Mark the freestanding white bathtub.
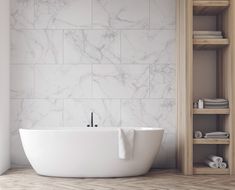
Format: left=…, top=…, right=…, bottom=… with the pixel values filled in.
left=20, top=127, right=164, bottom=178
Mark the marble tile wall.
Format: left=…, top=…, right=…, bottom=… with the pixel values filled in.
left=10, top=0, right=176, bottom=168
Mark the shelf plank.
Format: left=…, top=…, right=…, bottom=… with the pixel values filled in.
left=193, top=138, right=230, bottom=144
left=193, top=38, right=229, bottom=50
left=193, top=0, right=229, bottom=15
left=193, top=166, right=229, bottom=175
left=193, top=108, right=230, bottom=114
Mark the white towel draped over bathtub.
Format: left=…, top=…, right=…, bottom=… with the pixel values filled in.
left=118, top=128, right=135, bottom=160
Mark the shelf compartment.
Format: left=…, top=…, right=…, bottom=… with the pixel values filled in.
left=193, top=108, right=230, bottom=114
left=193, top=165, right=229, bottom=174
left=193, top=0, right=229, bottom=15
left=193, top=138, right=230, bottom=144
left=193, top=38, right=229, bottom=50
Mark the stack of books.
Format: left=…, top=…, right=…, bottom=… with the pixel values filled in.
left=193, top=31, right=223, bottom=39
left=204, top=98, right=229, bottom=109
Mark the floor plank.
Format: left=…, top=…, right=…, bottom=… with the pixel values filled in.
left=0, top=168, right=235, bottom=190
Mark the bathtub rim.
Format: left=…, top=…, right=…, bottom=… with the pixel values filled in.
left=19, top=127, right=164, bottom=132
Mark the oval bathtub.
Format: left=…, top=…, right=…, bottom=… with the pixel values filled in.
left=19, top=127, right=164, bottom=178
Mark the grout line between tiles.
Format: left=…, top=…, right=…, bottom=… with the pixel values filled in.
left=10, top=28, right=176, bottom=31
left=91, top=0, right=93, bottom=27
left=149, top=64, right=151, bottom=98
left=62, top=30, right=64, bottom=65
left=10, top=98, right=176, bottom=101
left=10, top=63, right=176, bottom=66
left=62, top=99, right=65, bottom=127
left=149, top=0, right=151, bottom=30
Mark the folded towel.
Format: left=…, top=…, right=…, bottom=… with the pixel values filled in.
left=194, top=35, right=223, bottom=39
left=118, top=128, right=135, bottom=160
left=194, top=131, right=203, bottom=138
left=204, top=105, right=229, bottom=109
left=218, top=162, right=227, bottom=169
left=204, top=136, right=229, bottom=139
left=203, top=98, right=228, bottom=103
left=204, top=132, right=229, bottom=139
left=205, top=160, right=219, bottom=168
left=204, top=102, right=229, bottom=106
left=208, top=155, right=223, bottom=163
left=193, top=31, right=222, bottom=36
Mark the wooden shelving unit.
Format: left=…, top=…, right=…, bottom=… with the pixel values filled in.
left=193, top=108, right=230, bottom=114
left=193, top=165, right=230, bottom=174
left=177, top=0, right=235, bottom=175
left=193, top=0, right=229, bottom=15
left=193, top=138, right=230, bottom=144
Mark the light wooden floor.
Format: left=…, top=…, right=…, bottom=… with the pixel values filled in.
left=0, top=169, right=235, bottom=190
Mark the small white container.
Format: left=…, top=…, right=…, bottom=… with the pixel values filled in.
left=198, top=99, right=204, bottom=109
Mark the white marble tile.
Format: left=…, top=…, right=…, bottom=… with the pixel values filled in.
left=153, top=132, right=176, bottom=168
left=11, top=0, right=35, bottom=29
left=10, top=66, right=34, bottom=98
left=64, top=30, right=120, bottom=64
left=121, top=30, right=175, bottom=64
left=150, top=0, right=176, bottom=29
left=11, top=29, right=63, bottom=64
left=10, top=99, right=63, bottom=135
left=11, top=134, right=30, bottom=167
left=121, top=99, right=176, bottom=134
left=64, top=99, right=120, bottom=127
left=93, top=65, right=149, bottom=98
left=10, top=0, right=178, bottom=169
left=34, top=0, right=92, bottom=29
left=34, top=65, right=92, bottom=98
left=150, top=64, right=176, bottom=98
left=93, top=0, right=149, bottom=29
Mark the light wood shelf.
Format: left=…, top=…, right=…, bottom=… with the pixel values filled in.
left=177, top=0, right=235, bottom=175
left=193, top=108, right=230, bottom=114
left=193, top=165, right=230, bottom=175
left=193, top=0, right=229, bottom=15
left=193, top=138, right=230, bottom=144
left=193, top=38, right=229, bottom=50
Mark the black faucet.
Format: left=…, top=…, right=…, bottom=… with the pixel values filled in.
left=87, top=112, right=98, bottom=127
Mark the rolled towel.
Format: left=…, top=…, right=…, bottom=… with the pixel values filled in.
left=194, top=131, right=203, bottom=138
left=205, top=160, right=219, bottom=168
left=218, top=162, right=227, bottom=169
left=208, top=155, right=223, bottom=163
left=118, top=128, right=135, bottom=160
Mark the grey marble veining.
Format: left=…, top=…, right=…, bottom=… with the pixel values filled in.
left=121, top=99, right=176, bottom=134
left=64, top=30, right=121, bottom=64
left=34, top=65, right=92, bottom=98
left=93, top=65, right=149, bottom=98
left=150, top=0, right=176, bottom=29
left=64, top=99, right=121, bottom=127
left=10, top=99, right=63, bottom=135
left=11, top=29, right=63, bottom=64
left=121, top=30, right=175, bottom=64
left=10, top=65, right=34, bottom=98
left=34, top=0, right=92, bottom=29
left=11, top=0, right=34, bottom=29
left=93, top=0, right=149, bottom=29
left=10, top=0, right=177, bottom=168
left=150, top=64, right=176, bottom=98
